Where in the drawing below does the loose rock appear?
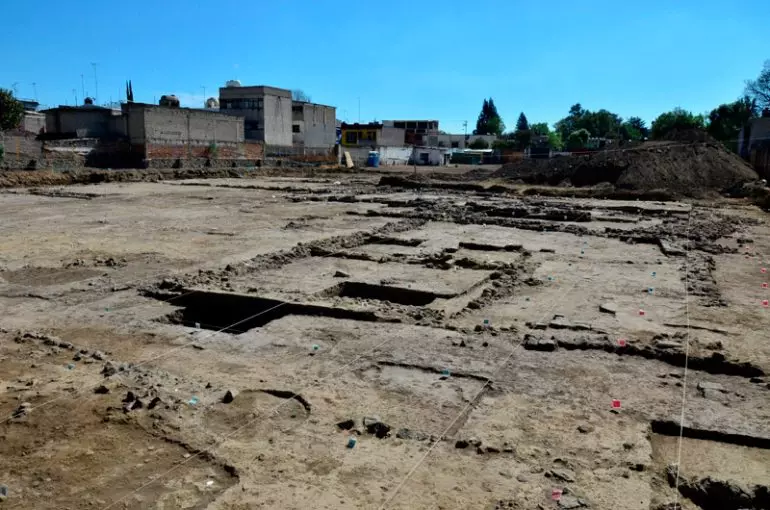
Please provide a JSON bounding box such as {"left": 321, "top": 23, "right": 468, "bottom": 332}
{"left": 222, "top": 390, "right": 238, "bottom": 404}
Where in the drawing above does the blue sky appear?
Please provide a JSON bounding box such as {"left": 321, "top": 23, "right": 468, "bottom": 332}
{"left": 2, "top": 0, "right": 768, "bottom": 134}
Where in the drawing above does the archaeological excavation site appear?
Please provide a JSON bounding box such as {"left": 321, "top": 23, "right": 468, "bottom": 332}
{"left": 1, "top": 164, "right": 769, "bottom": 510}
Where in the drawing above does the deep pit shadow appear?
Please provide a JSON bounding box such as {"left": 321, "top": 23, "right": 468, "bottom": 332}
{"left": 159, "top": 291, "right": 380, "bottom": 334}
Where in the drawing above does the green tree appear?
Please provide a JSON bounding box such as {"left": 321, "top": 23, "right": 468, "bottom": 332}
{"left": 625, "top": 116, "right": 649, "bottom": 138}
{"left": 650, "top": 108, "right": 706, "bottom": 139}
{"left": 620, "top": 122, "right": 643, "bottom": 141}
{"left": 567, "top": 128, "right": 590, "bottom": 150}
{"left": 707, "top": 96, "right": 757, "bottom": 152}
{"left": 745, "top": 60, "right": 770, "bottom": 110}
{"left": 474, "top": 98, "right": 504, "bottom": 135}
{"left": 469, "top": 138, "right": 490, "bottom": 149}
{"left": 515, "top": 112, "right": 529, "bottom": 132}
{"left": 530, "top": 122, "right": 550, "bottom": 136}
{"left": 0, "top": 88, "right": 24, "bottom": 131}
{"left": 548, "top": 131, "right": 563, "bottom": 150}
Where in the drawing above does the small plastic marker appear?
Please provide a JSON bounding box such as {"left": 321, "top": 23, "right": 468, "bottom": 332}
{"left": 347, "top": 437, "right": 357, "bottom": 449}
{"left": 188, "top": 396, "right": 199, "bottom": 405}
{"left": 194, "top": 322, "right": 201, "bottom": 329}
{"left": 648, "top": 287, "right": 655, "bottom": 294}
{"left": 612, "top": 399, "right": 622, "bottom": 409}
{"left": 206, "top": 480, "right": 214, "bottom": 487}
{"left": 762, "top": 268, "right": 767, "bottom": 274}
{"left": 483, "top": 319, "right": 490, "bottom": 325}
{"left": 0, "top": 485, "right": 7, "bottom": 498}
{"left": 651, "top": 271, "right": 657, "bottom": 278}
{"left": 547, "top": 276, "right": 554, "bottom": 281}
{"left": 639, "top": 309, "right": 646, "bottom": 316}
{"left": 551, "top": 489, "right": 562, "bottom": 501}
{"left": 618, "top": 338, "right": 627, "bottom": 347}
{"left": 442, "top": 368, "right": 451, "bottom": 377}
{"left": 312, "top": 344, "right": 320, "bottom": 351}
{"left": 763, "top": 283, "right": 768, "bottom": 289}
{"left": 763, "top": 300, "right": 769, "bottom": 307}
{"left": 66, "top": 363, "right": 75, "bottom": 370}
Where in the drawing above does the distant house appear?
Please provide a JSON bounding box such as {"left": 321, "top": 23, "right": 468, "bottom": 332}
{"left": 340, "top": 122, "right": 405, "bottom": 147}
{"left": 740, "top": 113, "right": 770, "bottom": 178}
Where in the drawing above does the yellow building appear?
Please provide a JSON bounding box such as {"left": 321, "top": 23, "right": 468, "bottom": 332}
{"left": 340, "top": 122, "right": 381, "bottom": 147}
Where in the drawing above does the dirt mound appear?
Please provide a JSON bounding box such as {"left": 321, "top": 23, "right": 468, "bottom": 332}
{"left": 663, "top": 128, "right": 717, "bottom": 144}
{"left": 491, "top": 142, "right": 758, "bottom": 196}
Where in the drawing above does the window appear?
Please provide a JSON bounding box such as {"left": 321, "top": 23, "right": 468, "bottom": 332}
{"left": 451, "top": 141, "right": 459, "bottom": 148}
{"left": 292, "top": 124, "right": 300, "bottom": 133}
{"left": 345, "top": 131, "right": 358, "bottom": 144}
{"left": 365, "top": 131, "right": 376, "bottom": 141}
{"left": 292, "top": 105, "right": 303, "bottom": 113}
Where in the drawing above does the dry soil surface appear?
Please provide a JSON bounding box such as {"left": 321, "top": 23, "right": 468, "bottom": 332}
{"left": 1, "top": 175, "right": 769, "bottom": 510}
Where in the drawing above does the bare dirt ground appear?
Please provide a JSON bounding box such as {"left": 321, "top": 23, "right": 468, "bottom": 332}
{"left": 1, "top": 172, "right": 769, "bottom": 510}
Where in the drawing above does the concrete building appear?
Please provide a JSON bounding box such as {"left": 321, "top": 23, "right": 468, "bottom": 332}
{"left": 122, "top": 102, "right": 246, "bottom": 160}
{"left": 43, "top": 105, "right": 124, "bottom": 138}
{"left": 431, "top": 133, "right": 496, "bottom": 149}
{"left": 340, "top": 122, "right": 406, "bottom": 147}
{"left": 219, "top": 83, "right": 292, "bottom": 145}
{"left": 382, "top": 120, "right": 439, "bottom": 145}
{"left": 412, "top": 146, "right": 451, "bottom": 166}
{"left": 291, "top": 101, "right": 336, "bottom": 148}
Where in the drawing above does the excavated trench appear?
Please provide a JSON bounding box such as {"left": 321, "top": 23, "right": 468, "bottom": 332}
{"left": 325, "top": 281, "right": 445, "bottom": 306}
{"left": 159, "top": 290, "right": 379, "bottom": 334}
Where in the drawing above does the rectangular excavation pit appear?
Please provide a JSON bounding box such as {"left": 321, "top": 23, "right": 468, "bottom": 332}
{"left": 160, "top": 290, "right": 379, "bottom": 334}
{"left": 325, "top": 281, "right": 448, "bottom": 306}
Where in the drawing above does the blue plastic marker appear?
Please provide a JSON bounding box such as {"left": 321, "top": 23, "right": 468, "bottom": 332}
{"left": 648, "top": 287, "right": 654, "bottom": 294}
{"left": 651, "top": 271, "right": 657, "bottom": 278}
{"left": 312, "top": 344, "right": 320, "bottom": 351}
{"left": 347, "top": 437, "right": 357, "bottom": 448}
{"left": 188, "top": 396, "right": 199, "bottom": 405}
{"left": 442, "top": 368, "right": 451, "bottom": 377}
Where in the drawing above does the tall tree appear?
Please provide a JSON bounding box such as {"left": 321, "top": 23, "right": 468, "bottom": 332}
{"left": 0, "top": 88, "right": 24, "bottom": 131}
{"left": 707, "top": 96, "right": 757, "bottom": 151}
{"left": 474, "top": 98, "right": 504, "bottom": 136}
{"left": 625, "top": 117, "right": 648, "bottom": 138}
{"left": 745, "top": 60, "right": 770, "bottom": 110}
{"left": 650, "top": 108, "right": 706, "bottom": 139}
{"left": 515, "top": 112, "right": 529, "bottom": 132}
{"left": 529, "top": 122, "right": 549, "bottom": 136}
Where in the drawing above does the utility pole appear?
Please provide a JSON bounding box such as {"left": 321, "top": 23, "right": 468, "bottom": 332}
{"left": 32, "top": 82, "right": 38, "bottom": 101}
{"left": 72, "top": 89, "right": 77, "bottom": 106}
{"left": 91, "top": 62, "right": 99, "bottom": 103}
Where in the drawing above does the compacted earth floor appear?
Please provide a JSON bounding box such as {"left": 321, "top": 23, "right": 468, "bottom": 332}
{"left": 0, "top": 175, "right": 769, "bottom": 510}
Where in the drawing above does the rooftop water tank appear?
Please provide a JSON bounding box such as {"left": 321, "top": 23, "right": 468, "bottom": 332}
{"left": 225, "top": 80, "right": 242, "bottom": 88}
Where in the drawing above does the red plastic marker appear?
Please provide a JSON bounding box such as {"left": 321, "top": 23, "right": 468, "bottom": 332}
{"left": 551, "top": 489, "right": 562, "bottom": 501}
{"left": 638, "top": 309, "right": 646, "bottom": 316}
{"left": 618, "top": 338, "right": 627, "bottom": 347}
{"left": 762, "top": 268, "right": 767, "bottom": 274}
{"left": 763, "top": 283, "right": 768, "bottom": 289}
{"left": 612, "top": 399, "right": 621, "bottom": 409}
{"left": 763, "top": 299, "right": 769, "bottom": 307}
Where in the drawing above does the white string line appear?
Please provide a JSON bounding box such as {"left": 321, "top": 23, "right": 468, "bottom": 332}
{"left": 673, "top": 209, "right": 693, "bottom": 507}
{"left": 100, "top": 331, "right": 401, "bottom": 510}
{"left": 376, "top": 253, "right": 606, "bottom": 510}
{"left": 1, "top": 217, "right": 421, "bottom": 423}
{"left": 98, "top": 234, "right": 595, "bottom": 509}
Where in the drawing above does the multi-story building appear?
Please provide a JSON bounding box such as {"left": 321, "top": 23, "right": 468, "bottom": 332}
{"left": 218, "top": 82, "right": 292, "bottom": 145}
{"left": 340, "top": 122, "right": 405, "bottom": 147}
{"left": 382, "top": 120, "right": 439, "bottom": 145}
{"left": 291, "top": 101, "right": 337, "bottom": 148}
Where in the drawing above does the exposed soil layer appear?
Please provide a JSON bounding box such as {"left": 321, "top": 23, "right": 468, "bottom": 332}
{"left": 490, "top": 141, "right": 758, "bottom": 196}
{"left": 0, "top": 175, "right": 769, "bottom": 510}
